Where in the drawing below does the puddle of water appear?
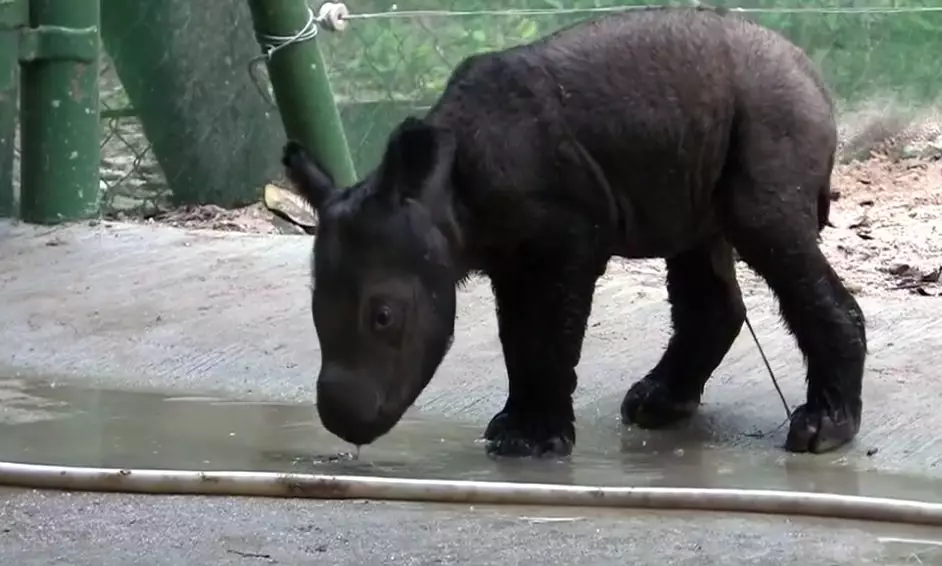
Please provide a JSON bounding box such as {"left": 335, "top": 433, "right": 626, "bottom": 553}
{"left": 1, "top": 375, "right": 941, "bottom": 504}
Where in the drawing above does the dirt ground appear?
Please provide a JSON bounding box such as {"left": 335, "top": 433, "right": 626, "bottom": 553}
{"left": 137, "top": 153, "right": 941, "bottom": 299}
{"left": 115, "top": 202, "right": 299, "bottom": 236}
{"left": 825, "top": 155, "right": 942, "bottom": 297}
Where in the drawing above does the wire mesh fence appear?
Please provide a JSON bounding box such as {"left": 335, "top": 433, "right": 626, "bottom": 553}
{"left": 10, "top": 52, "right": 166, "bottom": 217}
{"left": 96, "top": 0, "right": 284, "bottom": 218}
{"left": 10, "top": 0, "right": 282, "bottom": 219}
{"left": 320, "top": 0, "right": 942, "bottom": 174}
{"left": 8, "top": 0, "right": 942, "bottom": 220}
{"left": 98, "top": 52, "right": 164, "bottom": 217}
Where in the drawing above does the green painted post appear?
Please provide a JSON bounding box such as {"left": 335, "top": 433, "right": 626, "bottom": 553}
{"left": 0, "top": 0, "right": 26, "bottom": 218}
{"left": 247, "top": 0, "right": 358, "bottom": 186}
{"left": 18, "top": 0, "right": 100, "bottom": 224}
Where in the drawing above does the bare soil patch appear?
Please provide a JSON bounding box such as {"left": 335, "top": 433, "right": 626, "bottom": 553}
{"left": 114, "top": 203, "right": 305, "bottom": 236}
{"left": 825, "top": 154, "right": 941, "bottom": 297}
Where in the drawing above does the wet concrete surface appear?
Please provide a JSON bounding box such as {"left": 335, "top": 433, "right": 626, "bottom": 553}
{"left": 2, "top": 375, "right": 942, "bottom": 503}
{"left": 2, "top": 381, "right": 942, "bottom": 566}
{"left": 2, "top": 220, "right": 942, "bottom": 564}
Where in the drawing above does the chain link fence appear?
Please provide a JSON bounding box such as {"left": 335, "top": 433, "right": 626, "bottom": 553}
{"left": 320, "top": 0, "right": 942, "bottom": 174}
{"left": 97, "top": 0, "right": 284, "bottom": 218}
{"left": 8, "top": 57, "right": 167, "bottom": 218}
{"left": 98, "top": 52, "right": 163, "bottom": 216}
{"left": 11, "top": 0, "right": 282, "bottom": 220}
{"left": 8, "top": 0, "right": 942, "bottom": 220}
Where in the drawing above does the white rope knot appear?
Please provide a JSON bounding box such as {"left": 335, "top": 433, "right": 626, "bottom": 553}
{"left": 255, "top": 7, "right": 320, "bottom": 59}
{"left": 318, "top": 2, "right": 350, "bottom": 32}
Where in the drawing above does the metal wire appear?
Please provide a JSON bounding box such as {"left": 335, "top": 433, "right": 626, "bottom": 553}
{"left": 255, "top": 6, "right": 320, "bottom": 59}
{"left": 333, "top": 4, "right": 942, "bottom": 24}
{"left": 745, "top": 313, "right": 792, "bottom": 420}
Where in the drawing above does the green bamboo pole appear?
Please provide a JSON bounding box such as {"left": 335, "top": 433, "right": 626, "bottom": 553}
{"left": 0, "top": 0, "right": 25, "bottom": 218}
{"left": 19, "top": 0, "right": 101, "bottom": 224}
{"left": 247, "top": 0, "right": 357, "bottom": 186}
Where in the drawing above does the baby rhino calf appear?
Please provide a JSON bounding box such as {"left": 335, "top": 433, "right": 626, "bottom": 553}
{"left": 282, "top": 7, "right": 867, "bottom": 459}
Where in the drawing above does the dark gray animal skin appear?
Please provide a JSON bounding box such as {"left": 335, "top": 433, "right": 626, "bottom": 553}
{"left": 281, "top": 6, "right": 867, "bottom": 459}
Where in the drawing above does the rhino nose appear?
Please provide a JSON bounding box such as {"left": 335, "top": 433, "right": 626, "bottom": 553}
{"left": 315, "top": 365, "right": 386, "bottom": 446}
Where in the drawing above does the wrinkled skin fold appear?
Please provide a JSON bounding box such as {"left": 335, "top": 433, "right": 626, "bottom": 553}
{"left": 281, "top": 6, "right": 867, "bottom": 459}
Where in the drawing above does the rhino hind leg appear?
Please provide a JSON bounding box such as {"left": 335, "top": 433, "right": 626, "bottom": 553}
{"left": 622, "top": 239, "right": 746, "bottom": 429}
{"left": 718, "top": 146, "right": 866, "bottom": 454}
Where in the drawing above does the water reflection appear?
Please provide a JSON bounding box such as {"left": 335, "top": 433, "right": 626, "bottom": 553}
{"left": 0, "top": 375, "right": 938, "bottom": 503}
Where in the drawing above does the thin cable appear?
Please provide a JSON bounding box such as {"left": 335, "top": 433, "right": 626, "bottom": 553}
{"left": 744, "top": 313, "right": 792, "bottom": 420}
{"left": 255, "top": 7, "right": 320, "bottom": 59}
{"left": 247, "top": 5, "right": 324, "bottom": 107}
{"left": 339, "top": 4, "right": 942, "bottom": 22}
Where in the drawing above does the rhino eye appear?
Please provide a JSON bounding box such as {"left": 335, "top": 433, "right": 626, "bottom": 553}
{"left": 372, "top": 304, "right": 394, "bottom": 331}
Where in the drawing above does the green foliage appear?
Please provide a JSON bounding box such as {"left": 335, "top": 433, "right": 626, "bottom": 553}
{"left": 729, "top": 0, "right": 942, "bottom": 103}
{"left": 318, "top": 0, "right": 942, "bottom": 169}
{"left": 323, "top": 0, "right": 629, "bottom": 104}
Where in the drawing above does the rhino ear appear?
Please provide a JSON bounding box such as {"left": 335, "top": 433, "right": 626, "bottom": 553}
{"left": 379, "top": 117, "right": 455, "bottom": 202}
{"left": 281, "top": 140, "right": 337, "bottom": 210}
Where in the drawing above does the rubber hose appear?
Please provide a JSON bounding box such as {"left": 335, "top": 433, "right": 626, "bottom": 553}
{"left": 2, "top": 461, "right": 941, "bottom": 526}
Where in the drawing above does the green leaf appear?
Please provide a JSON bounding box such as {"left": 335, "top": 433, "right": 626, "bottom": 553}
{"left": 518, "top": 18, "right": 539, "bottom": 39}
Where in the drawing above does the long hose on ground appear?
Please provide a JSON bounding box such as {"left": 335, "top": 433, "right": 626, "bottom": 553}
{"left": 2, "top": 461, "right": 942, "bottom": 527}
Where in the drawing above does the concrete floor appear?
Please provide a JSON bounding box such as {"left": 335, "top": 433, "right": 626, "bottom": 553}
{"left": 2, "top": 219, "right": 942, "bottom": 564}
{"left": 6, "top": 490, "right": 942, "bottom": 566}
